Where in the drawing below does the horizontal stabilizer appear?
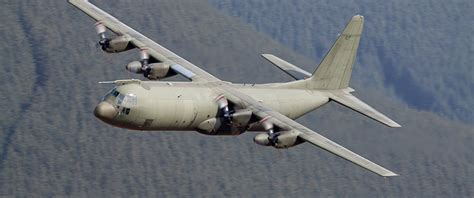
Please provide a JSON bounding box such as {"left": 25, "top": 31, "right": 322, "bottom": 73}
{"left": 326, "top": 89, "right": 401, "bottom": 128}
{"left": 262, "top": 54, "right": 311, "bottom": 80}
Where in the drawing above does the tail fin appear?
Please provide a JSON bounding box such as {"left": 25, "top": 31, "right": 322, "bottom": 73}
{"left": 309, "top": 15, "right": 364, "bottom": 90}
{"left": 271, "top": 16, "right": 400, "bottom": 128}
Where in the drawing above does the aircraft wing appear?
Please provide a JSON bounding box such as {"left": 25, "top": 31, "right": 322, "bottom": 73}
{"left": 218, "top": 84, "right": 398, "bottom": 177}
{"left": 256, "top": 110, "right": 397, "bottom": 177}
{"left": 258, "top": 110, "right": 397, "bottom": 176}
{"left": 68, "top": 0, "right": 220, "bottom": 82}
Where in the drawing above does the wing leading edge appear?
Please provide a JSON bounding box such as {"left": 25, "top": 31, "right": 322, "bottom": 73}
{"left": 68, "top": 0, "right": 220, "bottom": 82}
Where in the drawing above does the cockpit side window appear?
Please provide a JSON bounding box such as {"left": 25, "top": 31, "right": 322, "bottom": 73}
{"left": 112, "top": 90, "right": 120, "bottom": 97}
{"left": 117, "top": 94, "right": 125, "bottom": 105}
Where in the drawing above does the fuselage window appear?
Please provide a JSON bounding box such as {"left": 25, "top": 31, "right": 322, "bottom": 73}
{"left": 112, "top": 90, "right": 120, "bottom": 97}
{"left": 121, "top": 107, "right": 131, "bottom": 115}
{"left": 117, "top": 94, "right": 125, "bottom": 105}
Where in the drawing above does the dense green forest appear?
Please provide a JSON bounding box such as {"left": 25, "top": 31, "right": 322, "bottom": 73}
{"left": 210, "top": 0, "right": 474, "bottom": 124}
{"left": 0, "top": 0, "right": 472, "bottom": 197}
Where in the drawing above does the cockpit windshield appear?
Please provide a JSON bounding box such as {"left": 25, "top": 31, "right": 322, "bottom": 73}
{"left": 102, "top": 88, "right": 119, "bottom": 101}
{"left": 116, "top": 93, "right": 137, "bottom": 107}
{"left": 102, "top": 88, "right": 137, "bottom": 107}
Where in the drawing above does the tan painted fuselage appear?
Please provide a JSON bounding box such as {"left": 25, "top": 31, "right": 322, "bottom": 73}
{"left": 100, "top": 82, "right": 329, "bottom": 133}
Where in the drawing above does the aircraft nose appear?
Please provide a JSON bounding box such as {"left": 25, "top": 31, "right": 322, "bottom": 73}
{"left": 94, "top": 102, "right": 118, "bottom": 121}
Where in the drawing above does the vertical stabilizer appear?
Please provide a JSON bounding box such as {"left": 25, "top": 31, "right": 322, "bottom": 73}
{"left": 309, "top": 15, "right": 364, "bottom": 89}
{"left": 271, "top": 16, "right": 400, "bottom": 128}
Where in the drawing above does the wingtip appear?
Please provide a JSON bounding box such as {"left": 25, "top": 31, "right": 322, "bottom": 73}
{"left": 352, "top": 15, "right": 364, "bottom": 21}
{"left": 383, "top": 172, "right": 399, "bottom": 177}
{"left": 389, "top": 122, "right": 402, "bottom": 128}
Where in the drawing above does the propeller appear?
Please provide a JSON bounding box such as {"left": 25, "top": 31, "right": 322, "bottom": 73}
{"left": 139, "top": 50, "right": 151, "bottom": 77}
{"left": 214, "top": 94, "right": 233, "bottom": 123}
{"left": 95, "top": 22, "right": 110, "bottom": 51}
{"left": 86, "top": 39, "right": 114, "bottom": 65}
{"left": 260, "top": 117, "right": 278, "bottom": 146}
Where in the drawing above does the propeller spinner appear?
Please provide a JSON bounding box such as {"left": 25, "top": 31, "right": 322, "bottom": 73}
{"left": 254, "top": 117, "right": 279, "bottom": 146}
{"left": 139, "top": 50, "right": 152, "bottom": 77}
{"left": 215, "top": 94, "right": 233, "bottom": 123}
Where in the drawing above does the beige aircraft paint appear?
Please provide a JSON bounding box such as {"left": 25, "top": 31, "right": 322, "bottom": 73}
{"left": 70, "top": 0, "right": 401, "bottom": 177}
{"left": 97, "top": 82, "right": 328, "bottom": 132}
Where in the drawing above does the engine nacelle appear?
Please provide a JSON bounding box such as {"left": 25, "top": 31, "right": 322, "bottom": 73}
{"left": 254, "top": 133, "right": 271, "bottom": 146}
{"left": 254, "top": 130, "right": 304, "bottom": 149}
{"left": 196, "top": 109, "right": 253, "bottom": 136}
{"left": 146, "top": 63, "right": 177, "bottom": 80}
{"left": 103, "top": 35, "right": 134, "bottom": 53}
{"left": 125, "top": 61, "right": 178, "bottom": 79}
{"left": 126, "top": 61, "right": 143, "bottom": 74}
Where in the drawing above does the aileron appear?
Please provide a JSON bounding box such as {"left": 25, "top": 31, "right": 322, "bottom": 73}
{"left": 298, "top": 132, "right": 398, "bottom": 177}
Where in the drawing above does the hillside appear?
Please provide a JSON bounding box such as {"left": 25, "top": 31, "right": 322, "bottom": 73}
{"left": 209, "top": 0, "right": 474, "bottom": 124}
{"left": 0, "top": 0, "right": 473, "bottom": 197}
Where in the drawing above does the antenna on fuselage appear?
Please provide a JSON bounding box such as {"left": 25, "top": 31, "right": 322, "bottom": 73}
{"left": 98, "top": 79, "right": 142, "bottom": 85}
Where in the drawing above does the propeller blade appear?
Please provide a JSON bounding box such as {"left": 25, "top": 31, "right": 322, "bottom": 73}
{"left": 259, "top": 117, "right": 278, "bottom": 145}
{"left": 95, "top": 22, "right": 107, "bottom": 36}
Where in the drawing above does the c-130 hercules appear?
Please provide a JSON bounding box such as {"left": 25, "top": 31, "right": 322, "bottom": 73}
{"left": 69, "top": 0, "right": 401, "bottom": 177}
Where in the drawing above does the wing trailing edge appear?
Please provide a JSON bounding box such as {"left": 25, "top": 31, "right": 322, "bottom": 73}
{"left": 297, "top": 131, "right": 399, "bottom": 177}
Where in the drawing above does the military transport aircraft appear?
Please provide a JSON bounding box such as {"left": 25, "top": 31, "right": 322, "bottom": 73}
{"left": 69, "top": 0, "right": 401, "bottom": 177}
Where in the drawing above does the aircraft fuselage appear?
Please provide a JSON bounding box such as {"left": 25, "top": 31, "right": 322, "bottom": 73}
{"left": 94, "top": 81, "right": 329, "bottom": 135}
